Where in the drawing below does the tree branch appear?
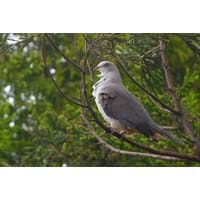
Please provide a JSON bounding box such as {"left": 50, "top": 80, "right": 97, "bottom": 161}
{"left": 81, "top": 107, "right": 185, "bottom": 162}
{"left": 115, "top": 58, "right": 182, "bottom": 116}
{"left": 41, "top": 43, "right": 88, "bottom": 108}
{"left": 44, "top": 34, "right": 83, "bottom": 72}
{"left": 159, "top": 40, "right": 199, "bottom": 145}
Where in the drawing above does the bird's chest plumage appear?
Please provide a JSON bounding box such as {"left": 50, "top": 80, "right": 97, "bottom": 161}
{"left": 92, "top": 80, "right": 124, "bottom": 130}
{"left": 92, "top": 81, "right": 110, "bottom": 121}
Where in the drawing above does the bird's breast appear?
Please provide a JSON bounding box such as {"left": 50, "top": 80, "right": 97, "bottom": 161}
{"left": 94, "top": 90, "right": 124, "bottom": 131}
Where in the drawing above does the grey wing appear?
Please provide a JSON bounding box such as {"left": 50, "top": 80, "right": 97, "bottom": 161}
{"left": 98, "top": 87, "right": 152, "bottom": 129}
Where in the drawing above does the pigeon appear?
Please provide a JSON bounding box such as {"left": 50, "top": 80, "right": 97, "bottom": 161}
{"left": 92, "top": 61, "right": 183, "bottom": 144}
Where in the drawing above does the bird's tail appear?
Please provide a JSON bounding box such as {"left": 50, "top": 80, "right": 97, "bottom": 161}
{"left": 151, "top": 123, "right": 184, "bottom": 146}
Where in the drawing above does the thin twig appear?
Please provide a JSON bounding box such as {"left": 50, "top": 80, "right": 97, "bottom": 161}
{"left": 160, "top": 126, "right": 179, "bottom": 131}
{"left": 44, "top": 34, "right": 83, "bottom": 72}
{"left": 115, "top": 58, "right": 181, "bottom": 116}
{"left": 159, "top": 39, "right": 199, "bottom": 144}
{"left": 41, "top": 44, "right": 88, "bottom": 108}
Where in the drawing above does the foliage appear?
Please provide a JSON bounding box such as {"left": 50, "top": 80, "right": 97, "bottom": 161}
{"left": 0, "top": 33, "right": 199, "bottom": 166}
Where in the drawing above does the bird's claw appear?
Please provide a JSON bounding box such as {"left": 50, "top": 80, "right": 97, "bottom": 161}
{"left": 107, "top": 127, "right": 115, "bottom": 133}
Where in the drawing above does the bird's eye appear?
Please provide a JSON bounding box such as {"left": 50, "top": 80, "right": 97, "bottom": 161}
{"left": 104, "top": 63, "right": 110, "bottom": 67}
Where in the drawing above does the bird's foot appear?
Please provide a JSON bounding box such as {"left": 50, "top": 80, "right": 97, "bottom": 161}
{"left": 106, "top": 127, "right": 126, "bottom": 140}
{"left": 119, "top": 131, "right": 127, "bottom": 139}
{"left": 119, "top": 130, "right": 126, "bottom": 135}
{"left": 105, "top": 127, "right": 115, "bottom": 134}
{"left": 108, "top": 127, "right": 126, "bottom": 134}
{"left": 114, "top": 130, "right": 126, "bottom": 139}
{"left": 110, "top": 127, "right": 116, "bottom": 133}
{"left": 152, "top": 133, "right": 162, "bottom": 142}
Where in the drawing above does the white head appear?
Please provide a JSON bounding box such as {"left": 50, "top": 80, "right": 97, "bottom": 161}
{"left": 95, "top": 61, "right": 122, "bottom": 83}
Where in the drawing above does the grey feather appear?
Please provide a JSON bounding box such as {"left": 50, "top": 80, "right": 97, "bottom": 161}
{"left": 98, "top": 86, "right": 183, "bottom": 144}
{"left": 93, "top": 61, "right": 183, "bottom": 145}
{"left": 98, "top": 85, "right": 153, "bottom": 133}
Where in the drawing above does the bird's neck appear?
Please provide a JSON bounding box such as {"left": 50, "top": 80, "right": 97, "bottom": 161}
{"left": 100, "top": 71, "right": 123, "bottom": 85}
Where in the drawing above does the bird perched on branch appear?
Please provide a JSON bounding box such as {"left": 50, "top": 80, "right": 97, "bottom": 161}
{"left": 92, "top": 61, "right": 183, "bottom": 145}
